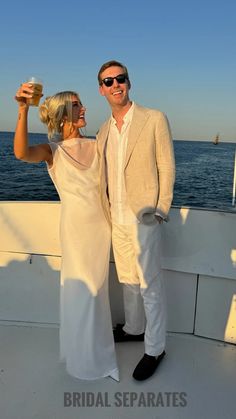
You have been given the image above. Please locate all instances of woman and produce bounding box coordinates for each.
[14,82,119,381]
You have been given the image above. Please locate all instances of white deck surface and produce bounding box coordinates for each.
[0,324,235,419]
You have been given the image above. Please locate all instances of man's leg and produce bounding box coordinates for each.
[123,284,146,335]
[132,222,166,356]
[112,223,146,335]
[140,273,166,355]
[131,222,167,380]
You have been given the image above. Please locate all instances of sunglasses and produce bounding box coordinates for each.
[101,74,128,87]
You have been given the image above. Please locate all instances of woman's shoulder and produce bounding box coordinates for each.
[81,136,96,142]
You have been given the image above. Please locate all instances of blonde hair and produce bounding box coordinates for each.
[39,91,80,140]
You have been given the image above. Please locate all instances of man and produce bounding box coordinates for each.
[97,60,175,381]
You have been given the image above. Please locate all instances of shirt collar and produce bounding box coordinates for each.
[110,101,135,126]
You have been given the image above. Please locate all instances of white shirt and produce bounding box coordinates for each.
[105,102,137,225]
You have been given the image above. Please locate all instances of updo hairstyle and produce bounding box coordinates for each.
[39,91,80,140]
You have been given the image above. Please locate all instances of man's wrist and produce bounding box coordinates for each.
[154,211,168,222]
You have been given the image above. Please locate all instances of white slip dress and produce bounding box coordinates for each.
[47,137,119,381]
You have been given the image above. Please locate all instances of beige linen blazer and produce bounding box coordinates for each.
[97,103,175,224]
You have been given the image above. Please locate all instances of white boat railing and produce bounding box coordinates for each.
[0,203,235,345]
[232,150,236,207]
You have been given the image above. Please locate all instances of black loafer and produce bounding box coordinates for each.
[132,351,166,381]
[113,324,144,342]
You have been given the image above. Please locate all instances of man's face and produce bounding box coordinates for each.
[99,66,130,108]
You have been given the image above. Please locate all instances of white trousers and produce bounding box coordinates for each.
[112,222,166,356]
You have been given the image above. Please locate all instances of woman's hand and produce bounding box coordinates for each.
[14,82,34,109]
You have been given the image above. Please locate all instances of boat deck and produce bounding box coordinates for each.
[1,323,235,419]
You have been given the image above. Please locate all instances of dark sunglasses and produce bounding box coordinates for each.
[101,74,128,87]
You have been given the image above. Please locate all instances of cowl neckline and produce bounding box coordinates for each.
[57,137,97,169]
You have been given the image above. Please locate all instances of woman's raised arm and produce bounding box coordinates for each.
[14,82,52,165]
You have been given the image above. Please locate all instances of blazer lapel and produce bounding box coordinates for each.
[97,119,111,194]
[97,120,111,157]
[124,104,149,168]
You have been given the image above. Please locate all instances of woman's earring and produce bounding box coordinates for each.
[60,121,64,127]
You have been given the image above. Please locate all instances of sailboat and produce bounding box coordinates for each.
[213,133,220,145]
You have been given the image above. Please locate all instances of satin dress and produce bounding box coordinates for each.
[47,137,119,381]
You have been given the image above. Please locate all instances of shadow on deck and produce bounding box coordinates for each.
[0,324,235,419]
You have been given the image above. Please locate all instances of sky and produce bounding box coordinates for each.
[0,0,235,141]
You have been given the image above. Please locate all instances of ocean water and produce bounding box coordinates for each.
[1,131,235,210]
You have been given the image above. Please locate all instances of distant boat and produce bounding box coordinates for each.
[213,133,220,145]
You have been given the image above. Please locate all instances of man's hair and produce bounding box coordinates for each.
[97,60,130,87]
